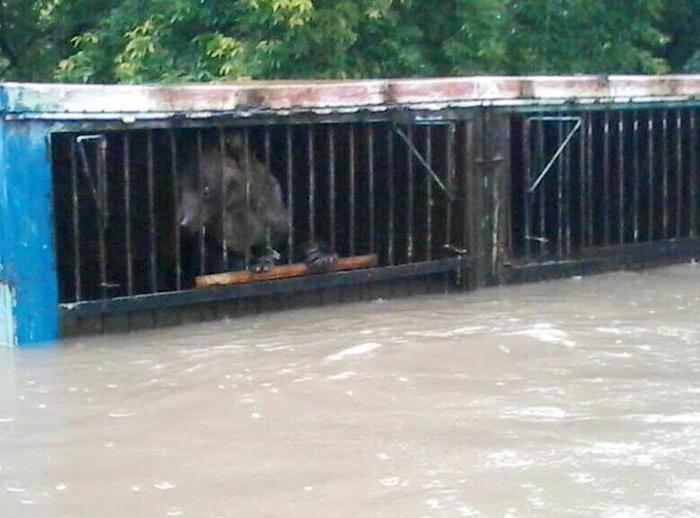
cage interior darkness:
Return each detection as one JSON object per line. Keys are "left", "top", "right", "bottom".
{"left": 51, "top": 120, "right": 470, "bottom": 305}
{"left": 509, "top": 106, "right": 699, "bottom": 261}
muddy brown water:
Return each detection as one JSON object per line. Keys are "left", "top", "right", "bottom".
{"left": 2, "top": 264, "right": 700, "bottom": 517}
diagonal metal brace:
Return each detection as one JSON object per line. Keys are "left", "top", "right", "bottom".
{"left": 76, "top": 134, "right": 109, "bottom": 225}
{"left": 394, "top": 126, "right": 455, "bottom": 201}
{"left": 527, "top": 116, "right": 582, "bottom": 193}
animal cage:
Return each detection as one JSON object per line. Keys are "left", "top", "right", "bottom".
{"left": 2, "top": 76, "right": 700, "bottom": 346}
{"left": 509, "top": 106, "right": 700, "bottom": 262}
{"left": 50, "top": 121, "right": 470, "bottom": 306}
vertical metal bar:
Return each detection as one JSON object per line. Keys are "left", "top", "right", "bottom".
{"left": 146, "top": 130, "right": 157, "bottom": 292}
{"left": 170, "top": 131, "right": 181, "bottom": 291}
{"left": 662, "top": 110, "right": 669, "bottom": 238}
{"left": 564, "top": 116, "right": 572, "bottom": 255}
{"left": 633, "top": 111, "right": 641, "bottom": 243}
{"left": 219, "top": 127, "right": 229, "bottom": 270}
{"left": 676, "top": 109, "right": 683, "bottom": 238}
{"left": 367, "top": 124, "right": 375, "bottom": 252}
{"left": 242, "top": 128, "right": 251, "bottom": 268}
{"left": 648, "top": 112, "right": 655, "bottom": 241}
{"left": 123, "top": 133, "right": 134, "bottom": 296}
{"left": 692, "top": 110, "right": 698, "bottom": 238}
{"left": 264, "top": 126, "right": 273, "bottom": 250}
{"left": 97, "top": 138, "right": 108, "bottom": 300}
{"left": 556, "top": 116, "right": 564, "bottom": 258}
{"left": 407, "top": 125, "right": 415, "bottom": 261}
{"left": 586, "top": 113, "right": 594, "bottom": 246}
{"left": 618, "top": 111, "right": 625, "bottom": 244}
{"left": 603, "top": 111, "right": 610, "bottom": 245}
{"left": 307, "top": 126, "right": 315, "bottom": 242}
{"left": 328, "top": 126, "right": 337, "bottom": 251}
{"left": 464, "top": 119, "right": 475, "bottom": 257}
{"left": 446, "top": 123, "right": 456, "bottom": 255}
{"left": 286, "top": 126, "right": 294, "bottom": 264}
{"left": 523, "top": 118, "right": 532, "bottom": 258}
{"left": 69, "top": 138, "right": 82, "bottom": 301}
{"left": 387, "top": 123, "right": 395, "bottom": 265}
{"left": 426, "top": 125, "right": 433, "bottom": 261}
{"left": 348, "top": 126, "right": 356, "bottom": 255}
{"left": 196, "top": 130, "right": 206, "bottom": 275}
{"left": 537, "top": 116, "right": 545, "bottom": 254}
{"left": 578, "top": 112, "right": 585, "bottom": 251}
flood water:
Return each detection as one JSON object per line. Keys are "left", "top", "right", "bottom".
{"left": 2, "top": 264, "right": 700, "bottom": 517}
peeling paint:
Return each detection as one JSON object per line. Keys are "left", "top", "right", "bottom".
{"left": 0, "top": 283, "right": 16, "bottom": 347}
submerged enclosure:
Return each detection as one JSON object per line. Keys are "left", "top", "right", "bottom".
{"left": 2, "top": 76, "right": 700, "bottom": 345}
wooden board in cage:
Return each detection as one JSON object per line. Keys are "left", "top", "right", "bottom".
{"left": 195, "top": 254, "right": 379, "bottom": 288}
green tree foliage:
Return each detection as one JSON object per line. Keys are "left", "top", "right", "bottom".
{"left": 0, "top": 0, "right": 698, "bottom": 83}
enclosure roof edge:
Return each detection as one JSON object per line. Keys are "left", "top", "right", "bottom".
{"left": 1, "top": 75, "right": 700, "bottom": 116}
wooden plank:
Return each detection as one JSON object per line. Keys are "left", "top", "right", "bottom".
{"left": 195, "top": 254, "right": 379, "bottom": 289}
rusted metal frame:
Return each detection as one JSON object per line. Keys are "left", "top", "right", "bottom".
{"left": 602, "top": 110, "right": 610, "bottom": 246}
{"left": 367, "top": 124, "right": 376, "bottom": 252}
{"left": 406, "top": 125, "right": 415, "bottom": 261}
{"left": 48, "top": 110, "right": 404, "bottom": 132}
{"left": 348, "top": 126, "right": 356, "bottom": 255}
{"left": 286, "top": 126, "right": 294, "bottom": 263}
{"left": 169, "top": 131, "right": 182, "bottom": 291}
{"left": 556, "top": 116, "right": 564, "bottom": 258}
{"left": 511, "top": 100, "right": 700, "bottom": 117}
{"left": 69, "top": 138, "right": 82, "bottom": 301}
{"left": 618, "top": 111, "right": 625, "bottom": 245}
{"left": 647, "top": 112, "right": 655, "bottom": 241}
{"left": 60, "top": 256, "right": 473, "bottom": 318}
{"left": 632, "top": 111, "right": 641, "bottom": 243}
{"left": 219, "top": 127, "right": 229, "bottom": 270}
{"left": 675, "top": 109, "right": 683, "bottom": 238}
{"left": 124, "top": 133, "right": 134, "bottom": 296}
{"left": 581, "top": 237, "right": 700, "bottom": 261}
{"left": 426, "top": 125, "right": 433, "bottom": 261}
{"left": 523, "top": 116, "right": 532, "bottom": 258}
{"left": 196, "top": 129, "right": 207, "bottom": 274}
{"left": 328, "top": 125, "right": 337, "bottom": 251}
{"left": 387, "top": 124, "right": 396, "bottom": 265}
{"left": 487, "top": 113, "right": 509, "bottom": 281}
{"left": 473, "top": 110, "right": 507, "bottom": 282}
{"left": 511, "top": 238, "right": 700, "bottom": 284}
{"left": 45, "top": 110, "right": 464, "bottom": 140}
{"left": 692, "top": 109, "right": 698, "bottom": 237}
{"left": 662, "top": 110, "right": 670, "bottom": 238}
{"left": 39, "top": 101, "right": 700, "bottom": 136}
{"left": 146, "top": 130, "right": 158, "bottom": 292}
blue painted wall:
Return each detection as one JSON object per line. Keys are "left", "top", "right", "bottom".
{"left": 0, "top": 120, "right": 59, "bottom": 346}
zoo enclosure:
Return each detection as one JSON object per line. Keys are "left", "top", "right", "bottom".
{"left": 1, "top": 76, "right": 700, "bottom": 346}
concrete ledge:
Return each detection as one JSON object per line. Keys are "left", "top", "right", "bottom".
{"left": 3, "top": 75, "right": 700, "bottom": 116}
